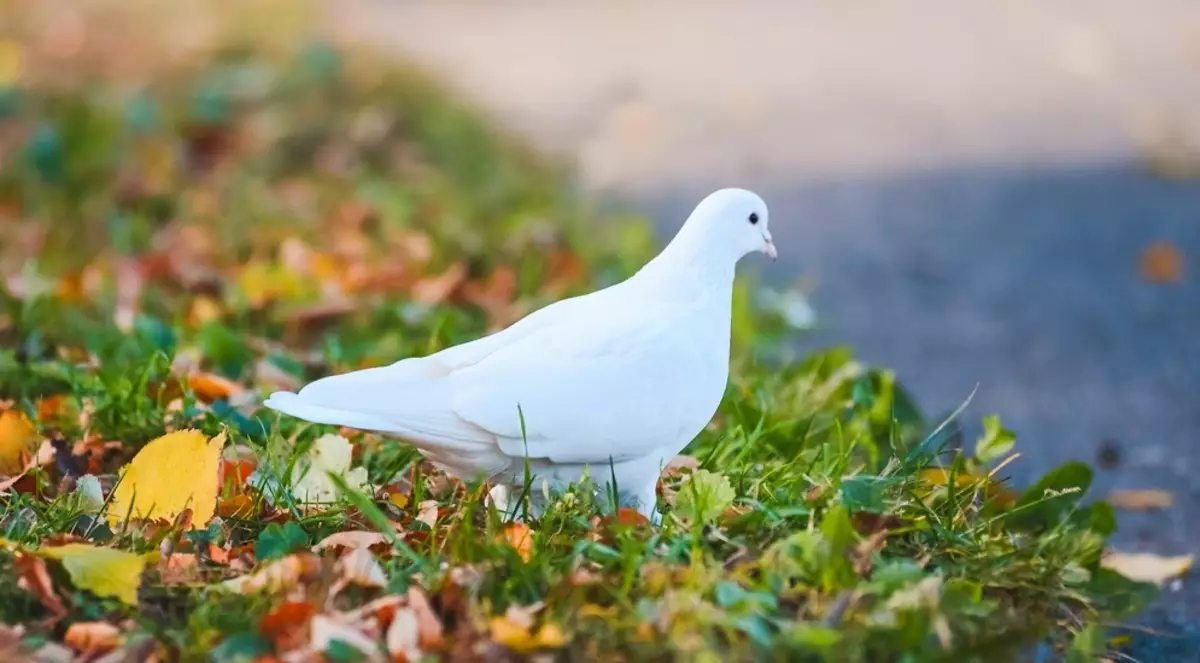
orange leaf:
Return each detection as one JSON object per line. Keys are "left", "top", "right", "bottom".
{"left": 64, "top": 621, "right": 122, "bottom": 657}
{"left": 1139, "top": 241, "right": 1185, "bottom": 284}
{"left": 216, "top": 494, "right": 258, "bottom": 519}
{"left": 0, "top": 409, "right": 36, "bottom": 474}
{"left": 502, "top": 522, "right": 533, "bottom": 561}
{"left": 219, "top": 458, "right": 257, "bottom": 491}
{"left": 260, "top": 600, "right": 315, "bottom": 651}
{"left": 187, "top": 373, "right": 244, "bottom": 403}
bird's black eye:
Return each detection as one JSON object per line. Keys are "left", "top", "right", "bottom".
{"left": 748, "top": 212, "right": 759, "bottom": 225}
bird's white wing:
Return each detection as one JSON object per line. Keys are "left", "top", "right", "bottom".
{"left": 266, "top": 300, "right": 724, "bottom": 468}
{"left": 447, "top": 313, "right": 723, "bottom": 464}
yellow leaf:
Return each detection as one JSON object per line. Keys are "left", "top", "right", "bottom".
{"left": 39, "top": 544, "right": 149, "bottom": 605}
{"left": 388, "top": 492, "right": 410, "bottom": 509}
{"left": 107, "top": 430, "right": 225, "bottom": 529}
{"left": 1101, "top": 552, "right": 1193, "bottom": 587}
{"left": 490, "top": 617, "right": 537, "bottom": 653}
{"left": 0, "top": 409, "right": 36, "bottom": 474}
{"left": 0, "top": 40, "right": 20, "bottom": 86}
{"left": 534, "top": 623, "right": 566, "bottom": 649}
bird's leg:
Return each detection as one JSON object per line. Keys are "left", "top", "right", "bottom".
{"left": 616, "top": 480, "right": 661, "bottom": 525}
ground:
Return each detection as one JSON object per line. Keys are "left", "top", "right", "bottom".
{"left": 334, "top": 0, "right": 1200, "bottom": 637}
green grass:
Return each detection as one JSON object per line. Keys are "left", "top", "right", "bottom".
{"left": 0, "top": 3, "right": 1158, "bottom": 661}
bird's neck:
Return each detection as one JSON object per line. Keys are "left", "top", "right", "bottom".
{"left": 631, "top": 235, "right": 738, "bottom": 301}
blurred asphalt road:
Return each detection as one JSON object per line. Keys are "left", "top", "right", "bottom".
{"left": 331, "top": 0, "right": 1200, "bottom": 641}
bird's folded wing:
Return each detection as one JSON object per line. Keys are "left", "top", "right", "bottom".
{"left": 449, "top": 337, "right": 715, "bottom": 464}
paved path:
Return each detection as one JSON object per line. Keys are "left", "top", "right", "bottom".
{"left": 331, "top": 0, "right": 1200, "bottom": 637}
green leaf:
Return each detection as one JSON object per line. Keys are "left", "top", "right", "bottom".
{"left": 839, "top": 474, "right": 897, "bottom": 513}
{"left": 1009, "top": 461, "right": 1093, "bottom": 529}
{"left": 211, "top": 632, "right": 273, "bottom": 662}
{"left": 254, "top": 522, "right": 309, "bottom": 562}
{"left": 820, "top": 504, "right": 857, "bottom": 551}
{"left": 674, "top": 469, "right": 736, "bottom": 523}
{"left": 974, "top": 414, "right": 1015, "bottom": 464}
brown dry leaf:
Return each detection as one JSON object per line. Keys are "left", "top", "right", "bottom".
{"left": 662, "top": 455, "right": 700, "bottom": 477}
{"left": 13, "top": 553, "right": 67, "bottom": 619}
{"left": 216, "top": 494, "right": 258, "bottom": 519}
{"left": 0, "top": 409, "right": 36, "bottom": 474}
{"left": 63, "top": 621, "right": 122, "bottom": 657}
{"left": 1108, "top": 489, "right": 1174, "bottom": 511}
{"left": 220, "top": 553, "right": 320, "bottom": 594}
{"left": 1102, "top": 551, "right": 1193, "bottom": 586}
{"left": 260, "top": 600, "right": 316, "bottom": 652}
{"left": 283, "top": 297, "right": 358, "bottom": 329}
{"left": 337, "top": 547, "right": 387, "bottom": 589}
{"left": 412, "top": 261, "right": 467, "bottom": 305}
{"left": 461, "top": 266, "right": 519, "bottom": 329}
{"left": 159, "top": 553, "right": 199, "bottom": 584}
{"left": 315, "top": 531, "right": 389, "bottom": 553}
{"left": 1139, "top": 241, "right": 1185, "bottom": 284}
{"left": 407, "top": 586, "right": 445, "bottom": 649}
{"left": 502, "top": 522, "right": 533, "bottom": 561}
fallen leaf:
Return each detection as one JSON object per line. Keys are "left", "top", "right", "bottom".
{"left": 13, "top": 553, "right": 68, "bottom": 619}
{"left": 662, "top": 455, "right": 700, "bottom": 477}
{"left": 63, "top": 621, "right": 122, "bottom": 657}
{"left": 216, "top": 494, "right": 258, "bottom": 519}
{"left": 39, "top": 544, "right": 150, "bottom": 605}
{"left": 286, "top": 433, "right": 371, "bottom": 506}
{"left": 0, "top": 409, "right": 36, "bottom": 474}
{"left": 219, "top": 553, "right": 319, "bottom": 594}
{"left": 107, "top": 430, "right": 225, "bottom": 529}
{"left": 386, "top": 607, "right": 422, "bottom": 662}
{"left": 1102, "top": 551, "right": 1193, "bottom": 586}
{"left": 187, "top": 372, "right": 244, "bottom": 403}
{"left": 412, "top": 261, "right": 467, "bottom": 305}
{"left": 314, "top": 530, "right": 389, "bottom": 552}
{"left": 337, "top": 547, "right": 387, "bottom": 588}
{"left": 260, "top": 601, "right": 315, "bottom": 652}
{"left": 1139, "top": 241, "right": 1185, "bottom": 284}
{"left": 407, "top": 587, "right": 445, "bottom": 649}
{"left": 310, "top": 615, "right": 378, "bottom": 657}
{"left": 416, "top": 500, "right": 439, "bottom": 529}
{"left": 673, "top": 470, "right": 735, "bottom": 523}
{"left": 186, "top": 295, "right": 224, "bottom": 326}
{"left": 489, "top": 612, "right": 566, "bottom": 654}
{"left": 503, "top": 522, "right": 533, "bottom": 561}
{"left": 1107, "top": 489, "right": 1174, "bottom": 511}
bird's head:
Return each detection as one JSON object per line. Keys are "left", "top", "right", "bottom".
{"left": 683, "top": 187, "right": 775, "bottom": 262}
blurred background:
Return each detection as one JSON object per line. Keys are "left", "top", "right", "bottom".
{"left": 333, "top": 0, "right": 1200, "bottom": 625}
{"left": 3, "top": 0, "right": 1198, "bottom": 644}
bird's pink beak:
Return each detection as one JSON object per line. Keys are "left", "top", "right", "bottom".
{"left": 763, "top": 232, "right": 777, "bottom": 261}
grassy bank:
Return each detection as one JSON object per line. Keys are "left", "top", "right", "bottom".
{"left": 0, "top": 2, "right": 1158, "bottom": 661}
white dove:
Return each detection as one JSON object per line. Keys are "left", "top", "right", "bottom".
{"left": 264, "top": 188, "right": 775, "bottom": 521}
